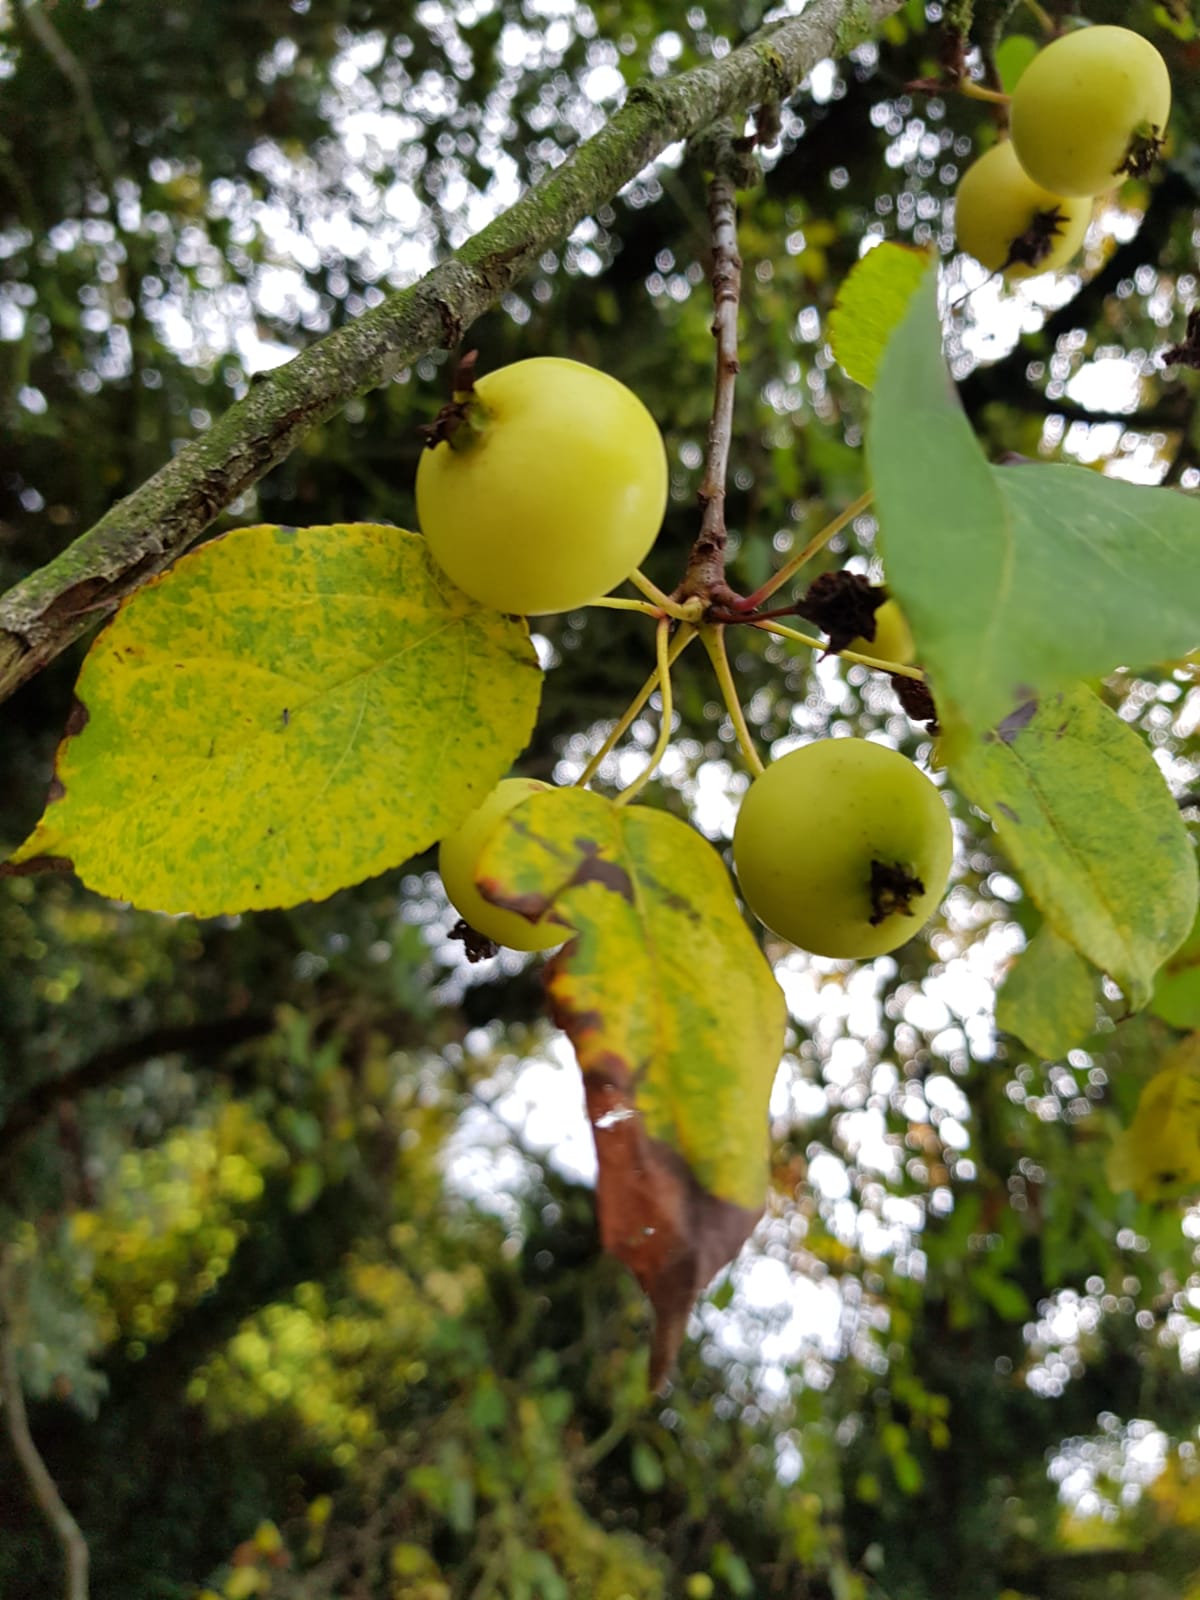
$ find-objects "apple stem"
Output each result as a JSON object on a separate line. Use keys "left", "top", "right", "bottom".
{"left": 417, "top": 349, "right": 486, "bottom": 450}
{"left": 588, "top": 596, "right": 670, "bottom": 618}
{"left": 614, "top": 618, "right": 677, "bottom": 807}
{"left": 1020, "top": 0, "right": 1056, "bottom": 36}
{"left": 702, "top": 624, "right": 764, "bottom": 776}
{"left": 737, "top": 488, "right": 875, "bottom": 612}
{"left": 574, "top": 626, "right": 698, "bottom": 790}
{"left": 626, "top": 568, "right": 701, "bottom": 622}
{"left": 675, "top": 127, "right": 747, "bottom": 609}
{"left": 749, "top": 615, "right": 927, "bottom": 682}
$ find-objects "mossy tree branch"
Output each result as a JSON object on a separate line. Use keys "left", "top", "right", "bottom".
{"left": 0, "top": 0, "right": 905, "bottom": 706}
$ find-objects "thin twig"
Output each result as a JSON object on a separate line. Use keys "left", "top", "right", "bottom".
{"left": 18, "top": 0, "right": 119, "bottom": 197}
{"left": 676, "top": 127, "right": 750, "bottom": 608}
{"left": 0, "top": 1259, "right": 90, "bottom": 1600}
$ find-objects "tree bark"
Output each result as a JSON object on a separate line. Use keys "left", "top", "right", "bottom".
{"left": 0, "top": 0, "right": 904, "bottom": 706}
{"left": 0, "top": 1014, "right": 274, "bottom": 1169}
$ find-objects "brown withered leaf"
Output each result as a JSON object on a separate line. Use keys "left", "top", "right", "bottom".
{"left": 474, "top": 785, "right": 786, "bottom": 1388}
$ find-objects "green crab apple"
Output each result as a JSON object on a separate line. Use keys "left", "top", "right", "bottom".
{"left": 846, "top": 598, "right": 917, "bottom": 666}
{"left": 417, "top": 356, "right": 668, "bottom": 615}
{"left": 438, "top": 777, "right": 564, "bottom": 953}
{"left": 733, "top": 739, "right": 953, "bottom": 959}
{"left": 1010, "top": 26, "right": 1171, "bottom": 197}
{"left": 954, "top": 140, "right": 1091, "bottom": 278}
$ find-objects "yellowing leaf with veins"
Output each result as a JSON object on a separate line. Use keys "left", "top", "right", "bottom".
{"left": 476, "top": 785, "right": 787, "bottom": 1387}
{"left": 5, "top": 524, "right": 541, "bottom": 914}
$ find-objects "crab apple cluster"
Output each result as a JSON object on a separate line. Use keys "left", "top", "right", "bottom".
{"left": 440, "top": 740, "right": 952, "bottom": 963}
{"left": 422, "top": 357, "right": 950, "bottom": 962}
{"left": 954, "top": 26, "right": 1170, "bottom": 282}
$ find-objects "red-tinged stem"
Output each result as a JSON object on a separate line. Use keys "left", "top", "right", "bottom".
{"left": 734, "top": 488, "right": 875, "bottom": 613}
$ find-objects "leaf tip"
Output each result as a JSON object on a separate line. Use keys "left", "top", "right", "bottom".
{"left": 585, "top": 1067, "right": 762, "bottom": 1389}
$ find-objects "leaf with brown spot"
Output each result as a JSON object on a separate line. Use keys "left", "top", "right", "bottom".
{"left": 475, "top": 786, "right": 787, "bottom": 1388}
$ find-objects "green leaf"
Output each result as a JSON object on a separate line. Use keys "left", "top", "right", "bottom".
{"left": 1150, "top": 900, "right": 1200, "bottom": 1029}
{"left": 707, "top": 1274, "right": 735, "bottom": 1312}
{"left": 828, "top": 242, "right": 932, "bottom": 390}
{"left": 287, "top": 1161, "right": 324, "bottom": 1214}
{"left": 476, "top": 786, "right": 787, "bottom": 1387}
{"left": 869, "top": 267, "right": 1200, "bottom": 743}
{"left": 5, "top": 524, "right": 541, "bottom": 914}
{"left": 1153, "top": 3, "right": 1196, "bottom": 41}
{"left": 1107, "top": 1034, "right": 1200, "bottom": 1200}
{"left": 995, "top": 33, "right": 1039, "bottom": 93}
{"left": 713, "top": 1546, "right": 755, "bottom": 1598}
{"left": 972, "top": 1271, "right": 1030, "bottom": 1323}
{"left": 996, "top": 923, "right": 1097, "bottom": 1059}
{"left": 467, "top": 1375, "right": 507, "bottom": 1433}
{"left": 631, "top": 1439, "right": 665, "bottom": 1494}
{"left": 951, "top": 686, "right": 1197, "bottom": 1009}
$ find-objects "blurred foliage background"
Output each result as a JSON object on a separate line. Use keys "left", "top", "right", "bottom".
{"left": 2, "top": 1, "right": 1200, "bottom": 1597}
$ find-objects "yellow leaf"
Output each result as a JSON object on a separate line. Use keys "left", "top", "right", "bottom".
{"left": 223, "top": 1569, "right": 263, "bottom": 1600}
{"left": 1107, "top": 1034, "right": 1200, "bottom": 1200}
{"left": 828, "top": 242, "right": 932, "bottom": 389}
{"left": 477, "top": 786, "right": 787, "bottom": 1384}
{"left": 6, "top": 525, "right": 541, "bottom": 914}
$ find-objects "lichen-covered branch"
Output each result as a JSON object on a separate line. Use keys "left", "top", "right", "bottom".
{"left": 0, "top": 0, "right": 905, "bottom": 706}
{"left": 0, "top": 1261, "right": 90, "bottom": 1600}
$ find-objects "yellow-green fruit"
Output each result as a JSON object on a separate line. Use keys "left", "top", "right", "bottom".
{"left": 954, "top": 141, "right": 1090, "bottom": 278}
{"left": 847, "top": 599, "right": 917, "bottom": 666}
{"left": 732, "top": 740, "right": 953, "bottom": 960}
{"left": 438, "top": 778, "right": 563, "bottom": 952}
{"left": 1010, "top": 26, "right": 1171, "bottom": 197}
{"left": 416, "top": 356, "right": 668, "bottom": 615}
